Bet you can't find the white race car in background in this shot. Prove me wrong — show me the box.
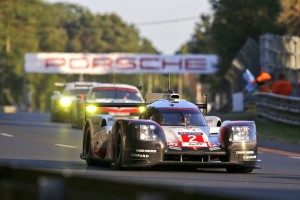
[71,83,144,128]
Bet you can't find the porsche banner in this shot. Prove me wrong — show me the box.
[24,53,218,74]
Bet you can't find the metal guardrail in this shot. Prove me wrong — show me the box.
[0,164,237,200]
[255,92,300,126]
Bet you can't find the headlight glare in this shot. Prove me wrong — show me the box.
[138,106,146,113]
[86,105,97,113]
[137,125,157,141]
[230,126,250,142]
[60,97,72,107]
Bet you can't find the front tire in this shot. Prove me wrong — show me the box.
[113,128,123,169]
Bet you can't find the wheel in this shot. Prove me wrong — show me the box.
[226,166,253,173]
[113,128,123,169]
[83,126,95,166]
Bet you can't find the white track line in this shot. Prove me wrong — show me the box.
[1,133,14,137]
[289,156,300,160]
[55,144,77,148]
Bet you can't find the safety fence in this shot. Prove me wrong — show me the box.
[0,164,238,200]
[255,92,300,126]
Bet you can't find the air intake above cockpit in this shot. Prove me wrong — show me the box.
[163,92,180,102]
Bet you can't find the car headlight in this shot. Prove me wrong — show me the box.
[138,106,146,113]
[86,105,97,113]
[229,126,250,142]
[137,125,158,141]
[59,97,72,107]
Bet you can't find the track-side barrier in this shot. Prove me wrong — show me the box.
[0,164,239,200]
[255,92,300,126]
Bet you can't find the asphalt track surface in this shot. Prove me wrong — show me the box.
[0,112,300,200]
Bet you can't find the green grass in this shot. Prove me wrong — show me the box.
[215,112,300,145]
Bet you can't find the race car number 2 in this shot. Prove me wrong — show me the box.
[180,134,207,147]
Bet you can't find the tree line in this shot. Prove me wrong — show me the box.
[0,0,158,111]
[178,0,300,97]
[1,0,299,111]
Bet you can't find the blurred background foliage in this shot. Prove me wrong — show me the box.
[0,0,299,111]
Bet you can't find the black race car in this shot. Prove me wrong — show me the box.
[80,91,259,173]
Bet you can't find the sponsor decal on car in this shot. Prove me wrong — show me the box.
[236,151,254,154]
[182,142,207,147]
[131,153,149,158]
[178,132,203,135]
[168,146,182,150]
[109,112,130,116]
[167,142,182,150]
[209,146,221,151]
[167,142,181,146]
[243,155,256,160]
[136,149,157,153]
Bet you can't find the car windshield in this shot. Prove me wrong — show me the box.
[90,87,143,101]
[159,108,207,126]
[64,89,89,96]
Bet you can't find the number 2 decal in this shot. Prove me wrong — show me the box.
[180,133,207,147]
[188,135,197,142]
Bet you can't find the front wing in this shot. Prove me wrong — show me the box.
[115,119,259,169]
[120,144,258,169]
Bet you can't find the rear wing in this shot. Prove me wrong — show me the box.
[74,82,94,88]
[83,99,146,123]
[58,82,100,89]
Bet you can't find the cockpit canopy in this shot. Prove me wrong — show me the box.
[88,87,143,102]
[141,107,207,126]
